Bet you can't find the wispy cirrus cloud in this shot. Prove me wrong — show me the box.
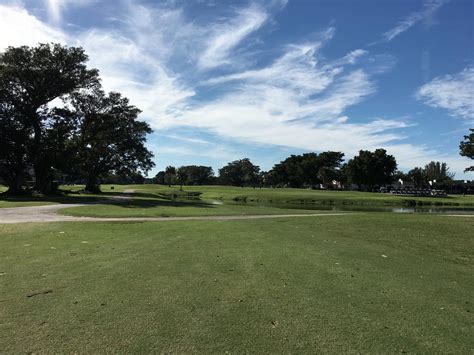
[416,66,474,122]
[198,4,268,69]
[44,0,96,24]
[377,0,449,43]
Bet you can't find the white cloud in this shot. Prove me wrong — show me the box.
[379,0,449,43]
[0,4,66,48]
[416,66,474,122]
[154,133,211,145]
[198,4,268,69]
[0,1,470,178]
[44,0,96,24]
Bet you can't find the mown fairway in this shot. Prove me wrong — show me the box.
[1,213,472,353]
[2,184,474,210]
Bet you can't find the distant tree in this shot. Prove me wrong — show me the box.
[154,171,166,185]
[175,165,214,187]
[176,166,188,190]
[423,161,454,183]
[317,151,345,186]
[0,43,99,193]
[393,170,408,184]
[67,89,154,193]
[165,166,176,187]
[407,167,426,188]
[218,158,260,187]
[459,128,473,172]
[344,149,397,190]
[101,172,145,185]
[267,151,344,188]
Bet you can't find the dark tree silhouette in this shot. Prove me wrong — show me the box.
[459,129,473,172]
[344,149,397,190]
[67,89,154,193]
[218,158,260,187]
[0,43,99,193]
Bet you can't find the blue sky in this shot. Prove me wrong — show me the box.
[0,0,473,178]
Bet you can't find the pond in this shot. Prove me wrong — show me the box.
[204,199,474,214]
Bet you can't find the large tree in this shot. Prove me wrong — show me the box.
[165,166,176,187]
[459,128,473,172]
[407,167,426,188]
[423,161,454,183]
[267,151,344,188]
[176,165,214,187]
[0,105,31,194]
[344,149,397,190]
[218,158,260,187]
[0,43,99,193]
[67,89,154,193]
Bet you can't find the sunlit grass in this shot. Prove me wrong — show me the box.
[1,213,472,353]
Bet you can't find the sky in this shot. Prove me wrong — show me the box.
[0,0,473,178]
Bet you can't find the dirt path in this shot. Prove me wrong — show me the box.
[0,203,350,224]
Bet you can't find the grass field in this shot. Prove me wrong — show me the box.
[1,213,473,353]
[99,184,474,206]
[2,184,474,210]
[59,199,328,218]
[54,184,474,218]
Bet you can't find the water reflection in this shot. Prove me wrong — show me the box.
[205,199,474,214]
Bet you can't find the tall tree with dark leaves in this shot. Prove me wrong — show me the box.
[423,161,454,182]
[344,149,397,190]
[459,129,473,172]
[0,43,99,193]
[0,105,31,194]
[165,166,176,187]
[68,89,154,193]
[218,158,260,187]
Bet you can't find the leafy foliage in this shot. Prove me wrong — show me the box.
[266,151,344,188]
[459,128,473,172]
[0,43,154,194]
[0,43,99,193]
[344,149,397,190]
[218,158,261,187]
[66,89,154,192]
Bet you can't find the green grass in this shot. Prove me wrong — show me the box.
[2,184,473,210]
[1,214,473,353]
[103,184,474,206]
[58,197,333,218]
[57,184,474,217]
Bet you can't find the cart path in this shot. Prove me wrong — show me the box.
[0,203,352,224]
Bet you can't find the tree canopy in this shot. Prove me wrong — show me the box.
[344,149,397,190]
[459,128,473,172]
[266,151,344,188]
[218,158,260,187]
[0,43,154,194]
[0,43,99,193]
[66,89,154,193]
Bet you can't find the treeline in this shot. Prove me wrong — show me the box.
[1,43,471,195]
[157,148,472,192]
[158,130,473,191]
[0,44,154,194]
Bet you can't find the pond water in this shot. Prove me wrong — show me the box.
[205,199,474,214]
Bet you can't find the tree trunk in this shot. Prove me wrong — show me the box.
[85,174,101,193]
[33,161,56,194]
[5,174,27,195]
[30,111,55,194]
[3,162,27,195]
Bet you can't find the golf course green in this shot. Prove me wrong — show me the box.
[0,185,473,353]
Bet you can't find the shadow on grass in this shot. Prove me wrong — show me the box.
[0,189,215,210]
